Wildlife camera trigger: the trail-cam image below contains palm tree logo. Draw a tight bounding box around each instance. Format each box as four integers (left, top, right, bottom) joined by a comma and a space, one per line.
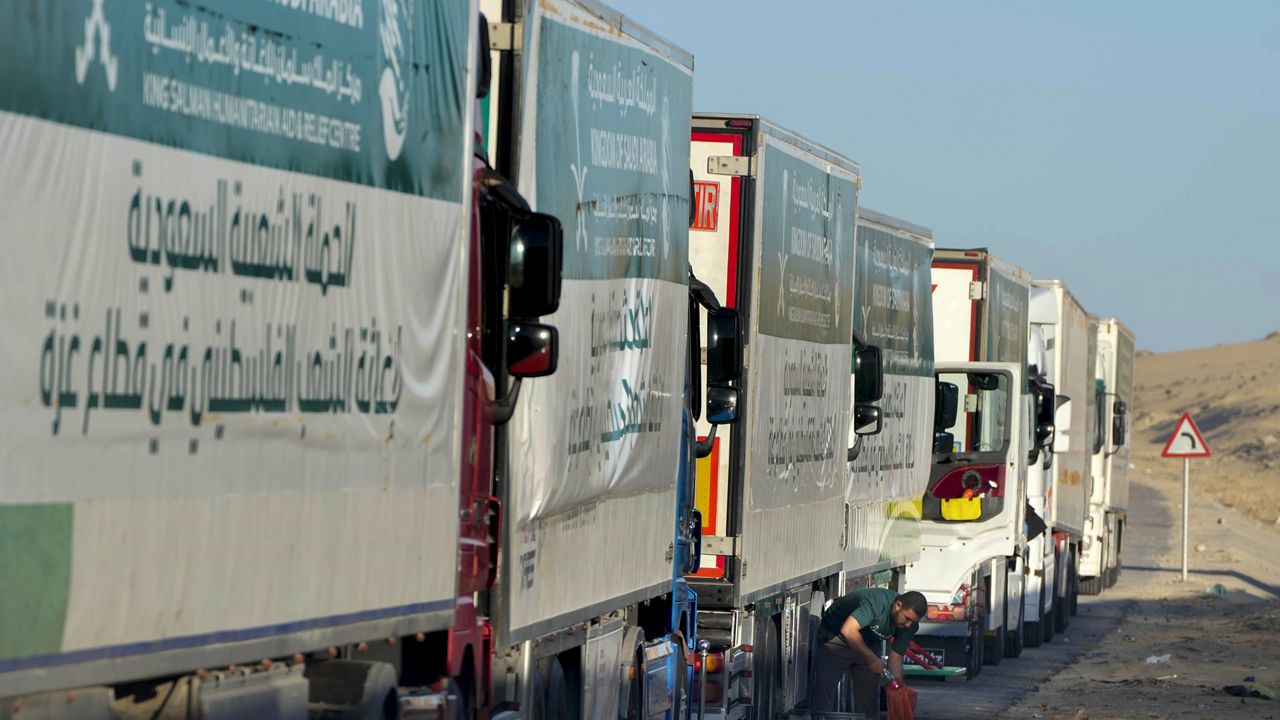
75, 0, 118, 91
569, 52, 590, 254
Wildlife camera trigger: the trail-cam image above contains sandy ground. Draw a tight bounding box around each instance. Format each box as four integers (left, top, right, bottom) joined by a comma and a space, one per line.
1000, 475, 1280, 719
914, 335, 1280, 719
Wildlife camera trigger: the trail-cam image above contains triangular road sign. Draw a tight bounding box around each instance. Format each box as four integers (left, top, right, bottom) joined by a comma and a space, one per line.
1161, 412, 1211, 458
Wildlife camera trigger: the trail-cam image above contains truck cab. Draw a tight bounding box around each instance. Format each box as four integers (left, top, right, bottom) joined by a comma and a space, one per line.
905, 249, 1038, 678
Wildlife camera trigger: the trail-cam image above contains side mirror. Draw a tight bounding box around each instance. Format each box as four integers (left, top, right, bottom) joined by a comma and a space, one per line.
508, 212, 563, 319
707, 309, 742, 384
1037, 383, 1056, 427
934, 381, 959, 432
1035, 422, 1056, 451
707, 385, 739, 425
476, 14, 492, 100
688, 168, 697, 228
933, 430, 955, 454
854, 404, 882, 436
854, 344, 883, 403
1114, 399, 1127, 416
1112, 414, 1126, 447
506, 322, 558, 378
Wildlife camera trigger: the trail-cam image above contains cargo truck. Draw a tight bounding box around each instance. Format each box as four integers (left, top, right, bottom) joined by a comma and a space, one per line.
480, 1, 741, 717
1025, 280, 1095, 643
1, 1, 565, 717
842, 209, 936, 589
1081, 318, 1134, 594
905, 249, 1054, 677
685, 114, 886, 718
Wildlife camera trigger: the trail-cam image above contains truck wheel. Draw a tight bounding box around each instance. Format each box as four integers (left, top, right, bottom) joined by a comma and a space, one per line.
1079, 575, 1103, 596
534, 657, 578, 720
1042, 581, 1056, 642
448, 676, 474, 720
1081, 537, 1104, 596
1003, 566, 1024, 655
1024, 575, 1045, 648
1068, 548, 1080, 617
752, 615, 780, 719
1054, 545, 1075, 630
964, 620, 983, 679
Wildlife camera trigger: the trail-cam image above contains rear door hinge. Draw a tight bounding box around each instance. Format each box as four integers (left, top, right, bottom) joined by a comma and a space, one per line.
702, 535, 741, 556
488, 21, 522, 51
708, 155, 754, 178
969, 280, 986, 300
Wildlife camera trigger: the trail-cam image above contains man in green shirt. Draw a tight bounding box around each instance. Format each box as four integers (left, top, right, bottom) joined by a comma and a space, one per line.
810, 587, 926, 714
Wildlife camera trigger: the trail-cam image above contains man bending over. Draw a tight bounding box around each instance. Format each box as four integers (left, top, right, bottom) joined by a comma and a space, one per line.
810, 588, 927, 714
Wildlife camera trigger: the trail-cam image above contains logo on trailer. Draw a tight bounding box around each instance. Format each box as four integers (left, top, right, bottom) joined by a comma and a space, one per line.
379, 0, 412, 161
75, 0, 118, 91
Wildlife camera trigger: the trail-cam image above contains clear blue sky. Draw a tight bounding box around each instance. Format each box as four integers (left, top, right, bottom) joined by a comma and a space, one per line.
607, 0, 1280, 352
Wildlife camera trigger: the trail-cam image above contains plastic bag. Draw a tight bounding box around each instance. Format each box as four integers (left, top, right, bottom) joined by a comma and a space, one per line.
885, 682, 918, 720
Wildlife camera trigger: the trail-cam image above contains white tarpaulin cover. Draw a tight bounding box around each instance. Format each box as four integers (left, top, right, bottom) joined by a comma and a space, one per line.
0, 0, 475, 693
501, 0, 694, 643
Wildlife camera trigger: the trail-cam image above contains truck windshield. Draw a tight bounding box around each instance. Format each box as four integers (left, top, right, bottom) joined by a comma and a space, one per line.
936, 371, 1010, 453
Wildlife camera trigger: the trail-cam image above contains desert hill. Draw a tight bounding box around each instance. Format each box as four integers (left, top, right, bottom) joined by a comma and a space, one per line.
1133, 332, 1280, 527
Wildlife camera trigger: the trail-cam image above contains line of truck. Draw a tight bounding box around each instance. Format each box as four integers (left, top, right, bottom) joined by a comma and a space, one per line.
0, 0, 1134, 718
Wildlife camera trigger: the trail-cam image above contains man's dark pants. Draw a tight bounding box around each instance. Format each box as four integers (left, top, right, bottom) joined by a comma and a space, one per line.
810, 630, 880, 715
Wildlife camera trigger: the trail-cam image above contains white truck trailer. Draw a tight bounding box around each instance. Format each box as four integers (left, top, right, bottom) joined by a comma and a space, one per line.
1, 1, 558, 717
685, 114, 883, 717
1081, 318, 1135, 594
905, 249, 1052, 678
843, 209, 936, 587
480, 2, 741, 717
1025, 280, 1094, 643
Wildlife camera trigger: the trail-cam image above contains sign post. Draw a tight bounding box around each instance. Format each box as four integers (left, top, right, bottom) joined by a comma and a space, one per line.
1161, 412, 1211, 581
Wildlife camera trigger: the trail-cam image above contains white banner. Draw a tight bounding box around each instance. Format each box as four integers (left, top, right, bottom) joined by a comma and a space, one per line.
0, 114, 466, 651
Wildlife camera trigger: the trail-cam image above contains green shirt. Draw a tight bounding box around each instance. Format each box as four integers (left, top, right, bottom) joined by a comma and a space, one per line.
820, 588, 918, 655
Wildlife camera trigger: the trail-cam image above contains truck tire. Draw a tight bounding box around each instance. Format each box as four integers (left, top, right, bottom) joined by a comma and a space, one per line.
1079, 575, 1103, 596
964, 620, 983, 680
1024, 575, 1045, 648
752, 615, 781, 719
1042, 583, 1056, 643
1081, 538, 1104, 595
1004, 568, 1024, 658
533, 657, 578, 720
1055, 547, 1074, 631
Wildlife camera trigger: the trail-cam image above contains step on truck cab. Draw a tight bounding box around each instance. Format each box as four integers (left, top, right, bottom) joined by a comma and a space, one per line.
686, 114, 884, 718
906, 249, 1052, 678
1081, 318, 1135, 594
481, 1, 742, 717
1026, 280, 1095, 642
1, 2, 563, 717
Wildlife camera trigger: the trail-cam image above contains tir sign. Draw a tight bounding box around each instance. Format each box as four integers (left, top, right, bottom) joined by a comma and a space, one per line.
692, 181, 719, 232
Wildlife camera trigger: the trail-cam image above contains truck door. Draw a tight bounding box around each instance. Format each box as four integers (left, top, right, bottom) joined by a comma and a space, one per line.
688, 127, 749, 580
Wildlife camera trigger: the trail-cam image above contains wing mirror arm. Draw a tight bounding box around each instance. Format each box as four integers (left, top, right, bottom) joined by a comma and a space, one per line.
486, 377, 523, 426
848, 435, 863, 462
696, 424, 718, 459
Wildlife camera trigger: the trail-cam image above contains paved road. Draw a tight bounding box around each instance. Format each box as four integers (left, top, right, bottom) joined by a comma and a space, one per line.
911, 477, 1172, 720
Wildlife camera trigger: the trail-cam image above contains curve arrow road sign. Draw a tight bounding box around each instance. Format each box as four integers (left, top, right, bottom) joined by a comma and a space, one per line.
1161, 412, 1211, 458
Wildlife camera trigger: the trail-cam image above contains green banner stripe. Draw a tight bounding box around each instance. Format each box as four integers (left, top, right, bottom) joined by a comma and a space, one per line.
534, 17, 692, 283
757, 142, 858, 344
0, 0, 468, 200
0, 504, 73, 660
854, 225, 935, 377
